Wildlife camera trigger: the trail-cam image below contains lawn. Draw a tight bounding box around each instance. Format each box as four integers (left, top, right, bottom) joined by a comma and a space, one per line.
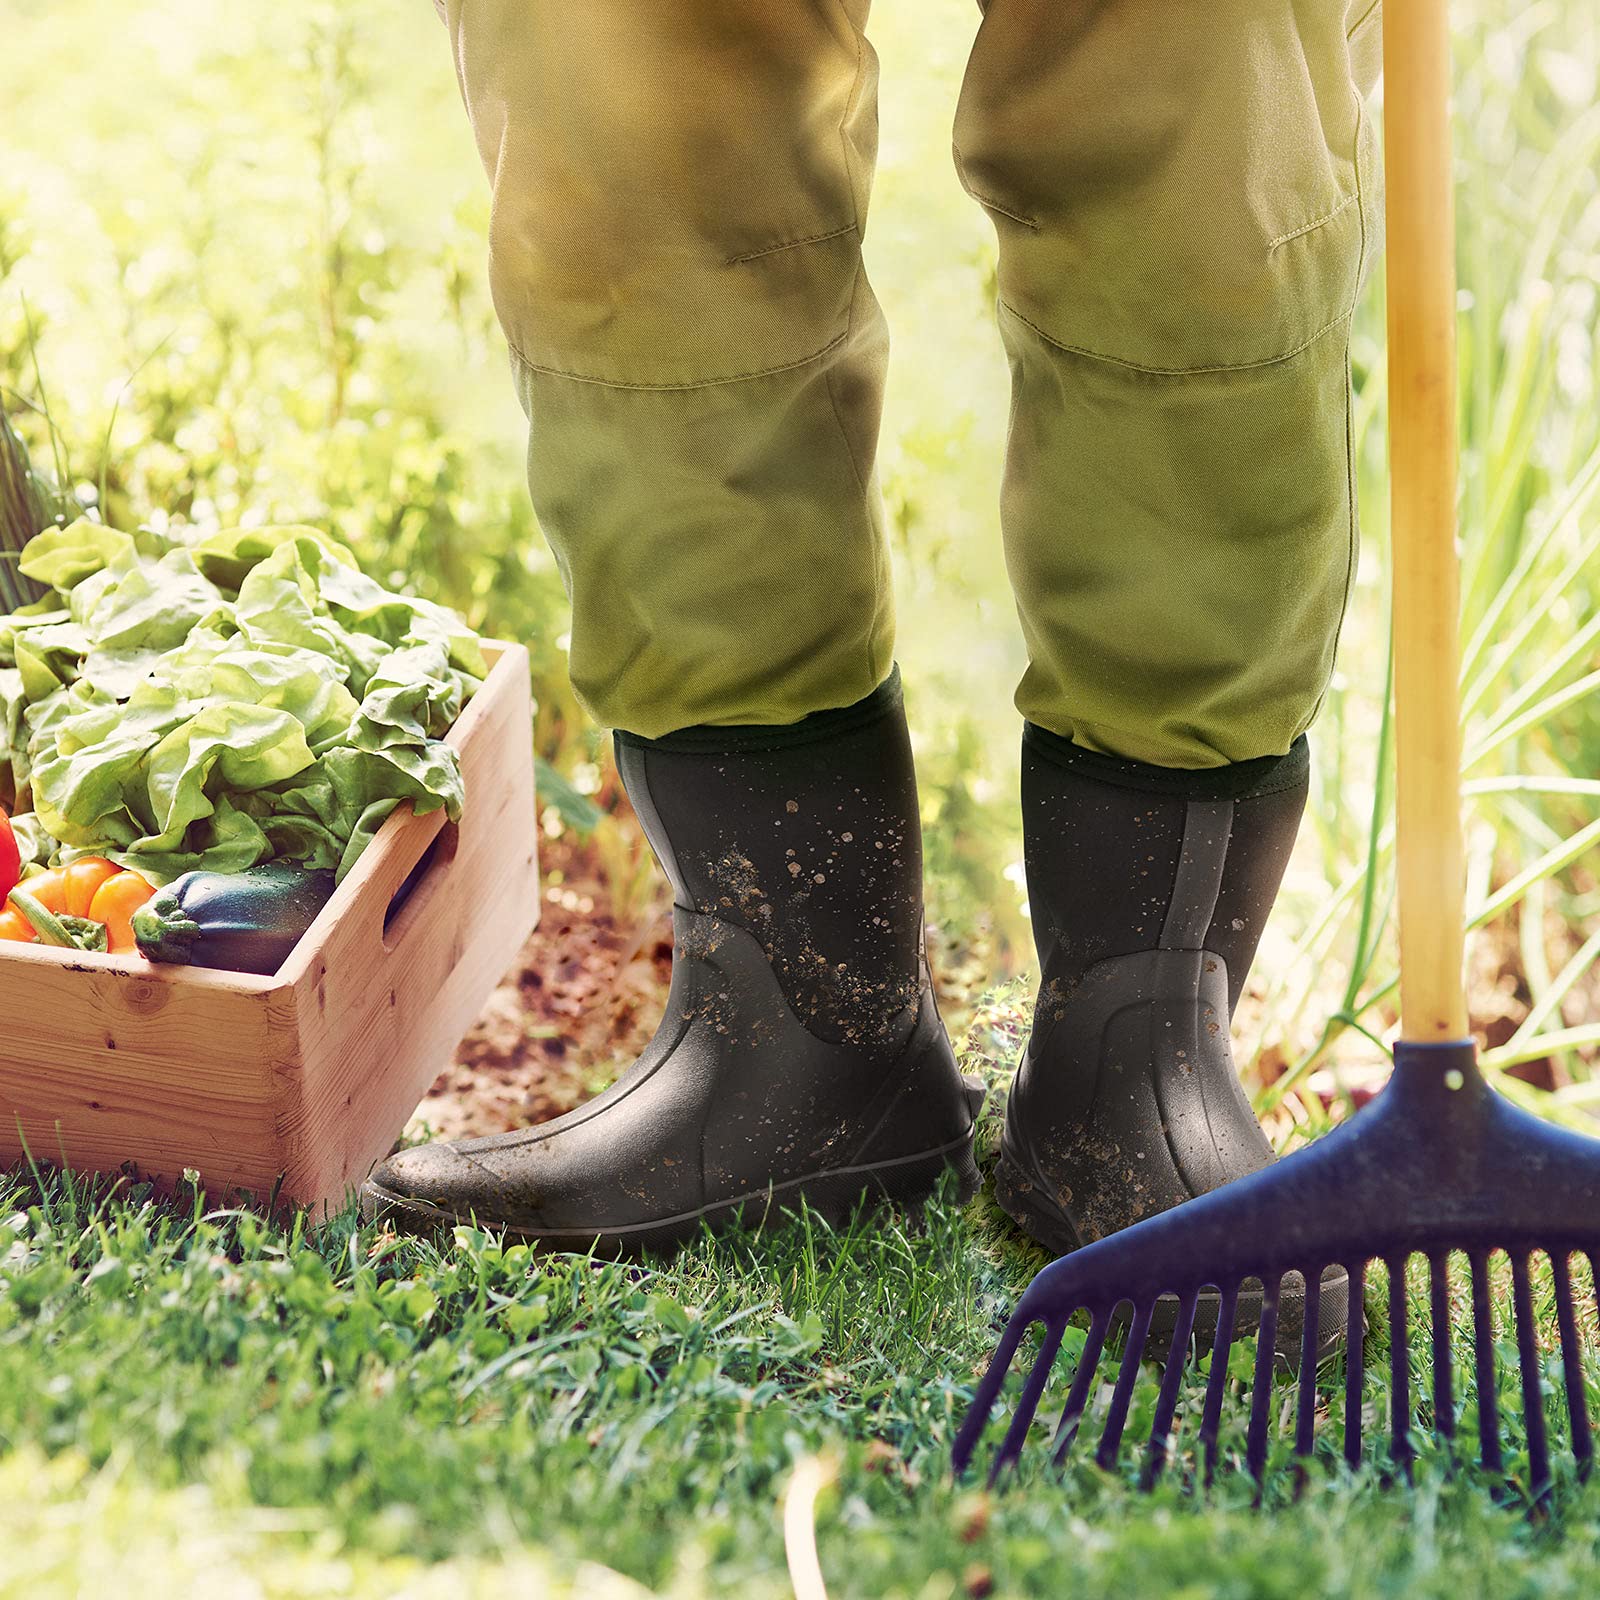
6, 1003, 1600, 1600
2, 0, 1598, 1593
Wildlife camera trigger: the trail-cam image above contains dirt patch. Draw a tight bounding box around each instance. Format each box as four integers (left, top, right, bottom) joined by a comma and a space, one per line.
409, 833, 674, 1142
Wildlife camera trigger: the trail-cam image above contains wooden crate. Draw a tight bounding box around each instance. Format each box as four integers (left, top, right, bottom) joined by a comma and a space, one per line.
0, 641, 540, 1215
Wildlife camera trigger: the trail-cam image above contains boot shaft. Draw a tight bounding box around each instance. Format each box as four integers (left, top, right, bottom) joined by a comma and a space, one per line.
1021, 725, 1311, 1026
1001, 726, 1310, 1253
613, 667, 929, 1045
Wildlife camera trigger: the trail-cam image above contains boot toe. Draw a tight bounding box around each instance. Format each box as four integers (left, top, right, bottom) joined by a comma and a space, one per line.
362, 1141, 503, 1228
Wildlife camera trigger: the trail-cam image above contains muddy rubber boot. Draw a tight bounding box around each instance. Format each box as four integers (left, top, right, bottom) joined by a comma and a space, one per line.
995, 724, 1347, 1354
362, 669, 984, 1252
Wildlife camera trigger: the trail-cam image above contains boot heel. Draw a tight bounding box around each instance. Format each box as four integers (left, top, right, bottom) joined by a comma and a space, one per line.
993, 1155, 1081, 1257
868, 1128, 984, 1212
937, 1132, 983, 1209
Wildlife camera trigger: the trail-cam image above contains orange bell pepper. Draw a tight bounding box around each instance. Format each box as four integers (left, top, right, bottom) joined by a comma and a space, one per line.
11, 865, 69, 914
2, 860, 153, 954
65, 857, 121, 918
89, 869, 157, 954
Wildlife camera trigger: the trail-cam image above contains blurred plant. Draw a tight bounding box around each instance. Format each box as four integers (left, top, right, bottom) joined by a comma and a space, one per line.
0, 2, 588, 830
0, 406, 59, 610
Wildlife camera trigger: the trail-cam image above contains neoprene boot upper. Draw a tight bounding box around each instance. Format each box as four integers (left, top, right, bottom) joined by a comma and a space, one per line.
997, 724, 1347, 1346
362, 671, 983, 1249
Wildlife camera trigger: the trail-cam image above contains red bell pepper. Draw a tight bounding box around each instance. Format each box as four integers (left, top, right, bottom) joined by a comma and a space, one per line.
0, 808, 19, 905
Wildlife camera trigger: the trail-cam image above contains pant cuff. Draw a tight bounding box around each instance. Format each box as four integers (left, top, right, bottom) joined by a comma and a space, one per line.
614, 666, 902, 755
1023, 722, 1310, 800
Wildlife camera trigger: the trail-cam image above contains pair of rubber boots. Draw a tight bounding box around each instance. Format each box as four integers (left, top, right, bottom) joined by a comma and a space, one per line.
363, 671, 1344, 1348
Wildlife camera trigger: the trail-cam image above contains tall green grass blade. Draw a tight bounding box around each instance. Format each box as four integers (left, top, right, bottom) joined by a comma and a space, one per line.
1509, 923, 1600, 1047
1469, 816, 1600, 930
1463, 776, 1600, 799
1467, 622, 1600, 764
1343, 622, 1396, 1011
1459, 439, 1600, 691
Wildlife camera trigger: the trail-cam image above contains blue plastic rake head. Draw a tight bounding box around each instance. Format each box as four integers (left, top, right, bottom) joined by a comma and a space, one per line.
953, 1041, 1600, 1496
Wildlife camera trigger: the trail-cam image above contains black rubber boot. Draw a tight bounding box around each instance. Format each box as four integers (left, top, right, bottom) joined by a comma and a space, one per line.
361, 669, 984, 1252
996, 724, 1347, 1352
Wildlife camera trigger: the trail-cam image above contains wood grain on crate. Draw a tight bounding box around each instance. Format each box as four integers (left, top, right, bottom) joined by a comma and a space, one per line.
0, 641, 540, 1214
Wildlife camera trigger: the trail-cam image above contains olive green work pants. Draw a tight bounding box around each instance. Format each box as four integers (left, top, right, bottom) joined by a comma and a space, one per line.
438, 0, 1384, 768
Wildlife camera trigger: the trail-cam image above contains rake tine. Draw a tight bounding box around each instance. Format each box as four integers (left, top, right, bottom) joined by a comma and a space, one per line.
1428, 1253, 1454, 1447
952, 1293, 1039, 1477
1294, 1267, 1323, 1459
1551, 1251, 1593, 1479
988, 1318, 1067, 1487
1388, 1255, 1414, 1478
1142, 1292, 1200, 1488
1344, 1259, 1366, 1471
1468, 1249, 1502, 1475
1245, 1274, 1282, 1482
1051, 1309, 1110, 1468
1096, 1300, 1154, 1470
1198, 1281, 1240, 1488
1510, 1253, 1551, 1503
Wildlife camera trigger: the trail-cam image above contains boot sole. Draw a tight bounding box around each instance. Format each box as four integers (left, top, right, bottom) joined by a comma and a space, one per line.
993, 1157, 1349, 1362
361, 1127, 983, 1255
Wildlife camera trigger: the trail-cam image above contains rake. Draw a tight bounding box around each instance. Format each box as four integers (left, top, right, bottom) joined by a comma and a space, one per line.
953, 2, 1600, 1498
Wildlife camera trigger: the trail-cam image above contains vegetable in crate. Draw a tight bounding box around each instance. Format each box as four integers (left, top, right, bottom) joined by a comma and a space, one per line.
90, 868, 158, 953
132, 862, 336, 975
0, 856, 154, 950
0, 807, 17, 903
6, 888, 107, 952
0, 519, 485, 888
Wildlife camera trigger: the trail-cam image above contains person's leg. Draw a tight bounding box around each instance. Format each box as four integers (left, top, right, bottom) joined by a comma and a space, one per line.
955, 0, 1382, 1327
437, 0, 894, 736
365, 2, 983, 1244
957, 0, 1382, 766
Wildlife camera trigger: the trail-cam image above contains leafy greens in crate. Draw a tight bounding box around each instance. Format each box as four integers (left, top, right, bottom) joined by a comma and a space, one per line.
1, 520, 486, 885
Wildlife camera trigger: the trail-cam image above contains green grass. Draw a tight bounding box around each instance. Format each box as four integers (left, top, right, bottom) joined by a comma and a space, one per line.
5, 1005, 1600, 1598
0, 1452, 653, 1599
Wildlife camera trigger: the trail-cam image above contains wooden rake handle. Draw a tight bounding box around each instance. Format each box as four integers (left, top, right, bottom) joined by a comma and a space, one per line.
1384, 1, 1469, 1042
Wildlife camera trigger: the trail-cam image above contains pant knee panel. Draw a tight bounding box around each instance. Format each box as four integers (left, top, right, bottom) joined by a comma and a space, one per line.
448, 0, 878, 388
1002, 309, 1357, 768
954, 0, 1382, 372
513, 287, 894, 737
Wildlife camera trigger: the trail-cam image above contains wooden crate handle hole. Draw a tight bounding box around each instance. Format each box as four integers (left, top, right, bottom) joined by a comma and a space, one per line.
381, 820, 460, 953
